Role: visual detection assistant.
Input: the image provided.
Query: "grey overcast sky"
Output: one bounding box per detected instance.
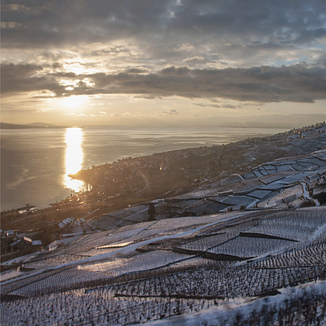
[1,0,326,127]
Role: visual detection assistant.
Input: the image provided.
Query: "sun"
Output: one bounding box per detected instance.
[57,95,89,112]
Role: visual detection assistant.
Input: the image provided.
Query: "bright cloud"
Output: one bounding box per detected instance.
[1,0,326,127]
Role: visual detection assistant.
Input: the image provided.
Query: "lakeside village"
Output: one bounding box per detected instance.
[1,122,326,264]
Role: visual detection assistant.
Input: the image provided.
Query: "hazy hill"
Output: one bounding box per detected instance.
[0,122,65,129]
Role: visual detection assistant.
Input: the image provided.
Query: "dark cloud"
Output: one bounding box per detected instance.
[2,0,326,106]
[1,0,177,48]
[193,102,240,109]
[2,0,326,67]
[79,65,326,103]
[193,103,211,108]
[224,104,238,109]
[125,68,150,74]
[193,103,221,108]
[2,62,326,103]
[0,62,65,96]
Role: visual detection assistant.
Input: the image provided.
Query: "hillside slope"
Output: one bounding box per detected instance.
[1,128,326,325]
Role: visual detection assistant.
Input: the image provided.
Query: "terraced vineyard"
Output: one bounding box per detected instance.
[1,204,326,324]
[2,147,326,324]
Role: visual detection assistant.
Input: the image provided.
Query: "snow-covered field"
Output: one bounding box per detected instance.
[1,148,326,324]
[1,205,325,324]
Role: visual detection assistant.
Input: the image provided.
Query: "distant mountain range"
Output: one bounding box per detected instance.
[0,122,65,129]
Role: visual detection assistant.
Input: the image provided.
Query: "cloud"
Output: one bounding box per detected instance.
[163,109,178,115]
[2,0,326,68]
[183,56,205,64]
[67,63,325,103]
[224,104,238,109]
[1,21,23,29]
[2,62,326,104]
[37,107,55,112]
[0,62,66,96]
[193,102,239,109]
[124,68,150,74]
[193,103,221,108]
[2,1,326,109]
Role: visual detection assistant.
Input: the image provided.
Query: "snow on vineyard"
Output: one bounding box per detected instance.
[1,204,325,324]
[1,148,326,324]
[241,209,326,241]
[79,250,194,275]
[206,236,296,259]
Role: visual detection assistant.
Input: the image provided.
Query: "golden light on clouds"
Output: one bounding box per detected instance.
[2,1,326,128]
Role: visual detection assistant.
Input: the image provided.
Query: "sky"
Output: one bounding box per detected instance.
[1,0,326,128]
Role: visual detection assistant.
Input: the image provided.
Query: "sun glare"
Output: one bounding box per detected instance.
[64,128,85,192]
[59,95,89,112]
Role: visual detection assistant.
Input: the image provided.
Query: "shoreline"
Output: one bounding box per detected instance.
[2,122,325,214]
[1,121,326,278]
[1,125,289,213]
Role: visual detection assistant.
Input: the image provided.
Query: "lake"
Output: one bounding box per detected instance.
[1,126,286,211]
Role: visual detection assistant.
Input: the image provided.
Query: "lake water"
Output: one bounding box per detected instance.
[1,126,286,211]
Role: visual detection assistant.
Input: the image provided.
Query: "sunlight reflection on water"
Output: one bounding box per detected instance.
[64,128,85,192]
